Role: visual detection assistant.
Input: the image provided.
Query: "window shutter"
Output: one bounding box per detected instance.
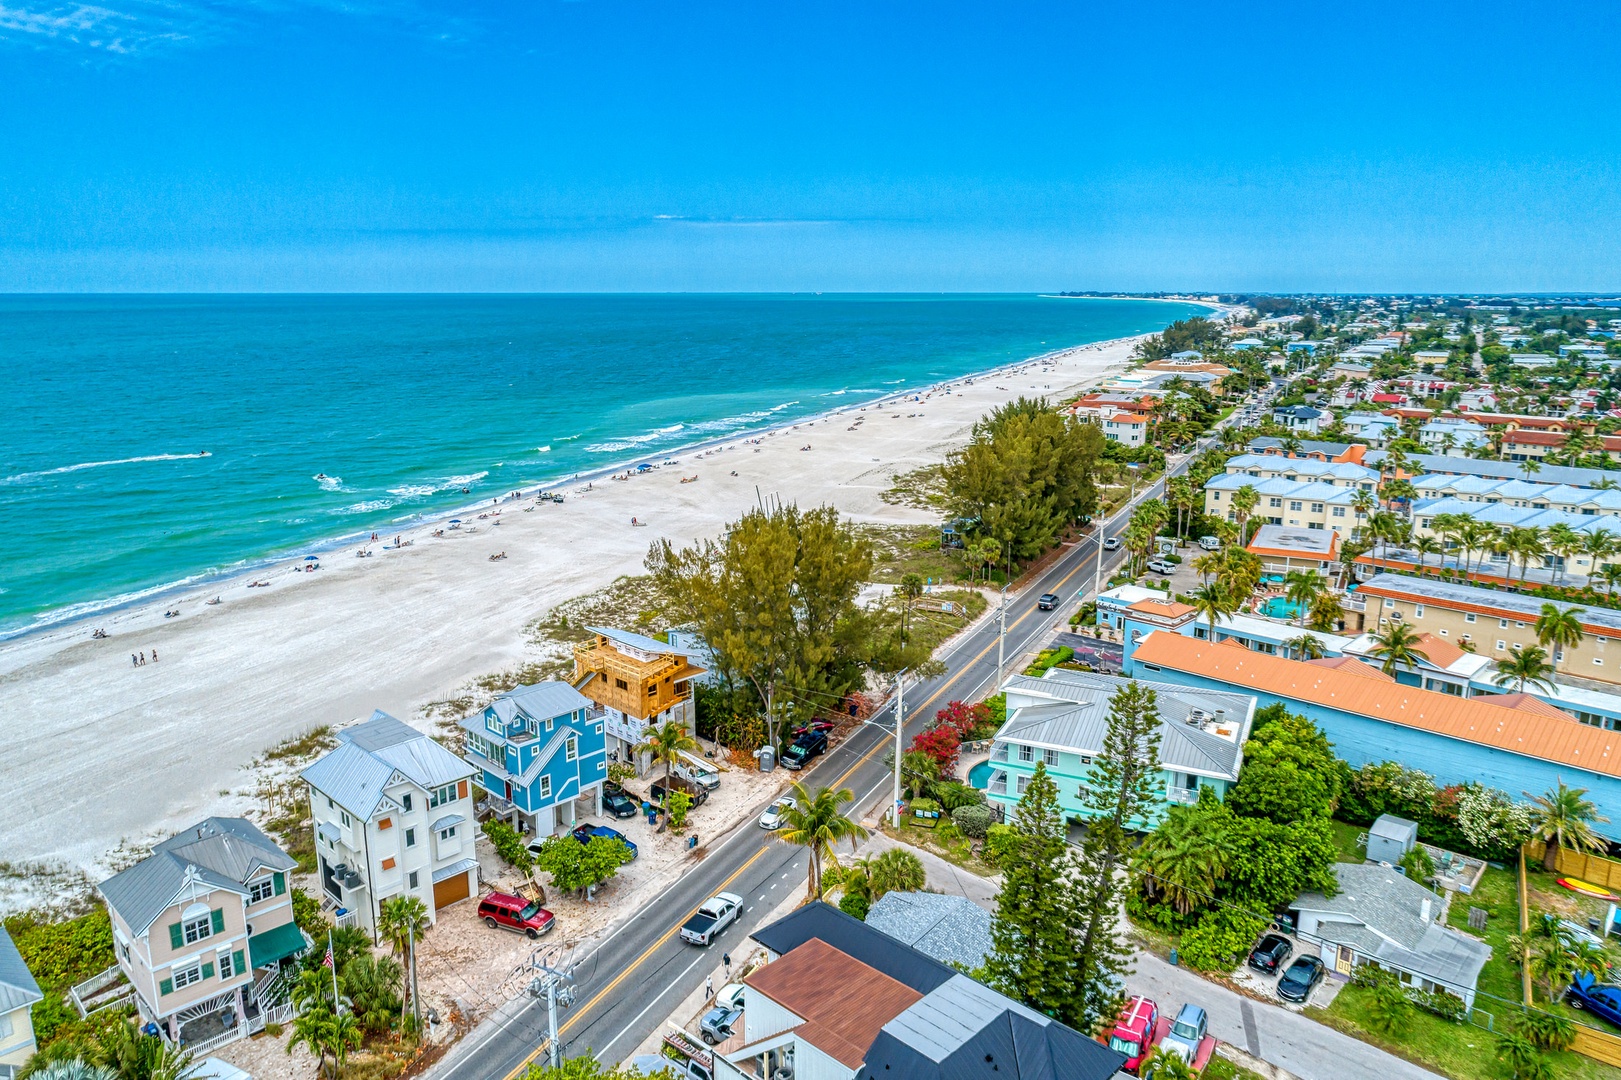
[273,872,286,896]
[201,961,215,979]
[169,922,184,950]
[457,780,468,799]
[160,978,174,996]
[211,909,225,934]
[233,950,246,977]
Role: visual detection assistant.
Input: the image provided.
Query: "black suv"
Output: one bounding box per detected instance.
[781,729,828,770]
[1037,592,1060,610]
[1247,933,1292,974]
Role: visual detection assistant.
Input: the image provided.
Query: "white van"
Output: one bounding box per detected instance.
[1198,536,1222,551]
[673,749,722,791]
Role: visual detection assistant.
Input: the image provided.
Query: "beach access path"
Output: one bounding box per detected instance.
[0,336,1142,879]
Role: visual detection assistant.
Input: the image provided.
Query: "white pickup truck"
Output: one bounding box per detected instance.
[680,892,742,946]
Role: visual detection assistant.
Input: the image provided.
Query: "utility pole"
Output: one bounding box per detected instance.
[891,671,906,826]
[995,583,1008,688]
[408,921,420,1032]
[528,946,574,1070]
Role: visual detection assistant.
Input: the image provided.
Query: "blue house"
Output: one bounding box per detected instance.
[460,682,609,837]
[1127,631,1621,838]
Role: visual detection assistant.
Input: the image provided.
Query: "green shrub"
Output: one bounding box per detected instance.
[1164,554,1183,565]
[935,782,985,811]
[952,804,993,838]
[291,886,327,940]
[908,797,940,815]
[482,819,535,876]
[3,908,115,991]
[984,824,1018,867]
[838,893,870,920]
[666,789,693,831]
[1178,908,1267,973]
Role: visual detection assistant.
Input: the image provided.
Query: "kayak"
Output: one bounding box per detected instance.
[1557,877,1621,902]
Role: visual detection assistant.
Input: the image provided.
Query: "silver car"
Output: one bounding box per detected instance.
[758,796,794,830]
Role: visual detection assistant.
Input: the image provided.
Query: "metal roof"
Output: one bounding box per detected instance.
[0,927,43,1013]
[100,816,292,937]
[1247,523,1337,556]
[1359,571,1621,635]
[865,892,992,972]
[301,712,473,817]
[587,626,708,660]
[750,901,955,995]
[999,670,1252,781]
[1295,864,1490,995]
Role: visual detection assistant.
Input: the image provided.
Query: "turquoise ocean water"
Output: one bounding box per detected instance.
[0,294,1209,635]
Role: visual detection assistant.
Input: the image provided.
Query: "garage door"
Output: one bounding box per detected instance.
[433,871,471,909]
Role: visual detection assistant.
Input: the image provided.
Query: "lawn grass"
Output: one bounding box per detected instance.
[859,523,975,586]
[1328,819,1368,863]
[1317,982,1613,1080]
[1445,863,1522,1005]
[1203,1056,1266,1080]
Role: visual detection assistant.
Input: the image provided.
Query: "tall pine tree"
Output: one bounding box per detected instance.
[983,761,1080,1022]
[1072,682,1164,1029]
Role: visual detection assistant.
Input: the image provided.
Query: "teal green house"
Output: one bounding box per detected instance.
[983,669,1257,829]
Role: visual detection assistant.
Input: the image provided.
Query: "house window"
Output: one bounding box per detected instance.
[614,678,628,690]
[1018,744,1033,762]
[218,950,236,979]
[1499,619,1508,628]
[1384,599,1395,609]
[546,716,555,732]
[1438,629,1448,636]
[1465,613,1476,624]
[249,878,275,904]
[1269,497,1283,508]
[486,714,503,735]
[1497,640,1507,650]
[1311,503,1324,513]
[1414,606,1424,618]
[1043,748,1058,766]
[1596,658,1605,666]
[1080,755,1092,765]
[1333,507,1346,517]
[401,793,413,812]
[1289,501,1303,512]
[340,810,351,827]
[539,775,552,799]
[566,737,578,762]
[409,871,419,888]
[405,828,416,848]
[437,825,458,842]
[183,915,213,944]
[1515,621,1526,629]
[1016,776,1029,795]
[172,964,205,990]
[429,783,458,808]
[595,723,604,735]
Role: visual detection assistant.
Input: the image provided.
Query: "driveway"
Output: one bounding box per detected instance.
[1129,952,1443,1080]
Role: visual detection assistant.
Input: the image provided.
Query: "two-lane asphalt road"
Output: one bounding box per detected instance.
[429,424,1240,1080]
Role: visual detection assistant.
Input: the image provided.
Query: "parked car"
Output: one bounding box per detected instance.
[1146,558,1176,575]
[1103,536,1122,551]
[571,823,638,859]
[1276,955,1325,1003]
[602,789,640,818]
[681,892,742,945]
[714,982,746,1011]
[651,776,710,807]
[792,720,836,736]
[699,1004,742,1045]
[781,729,827,770]
[1247,933,1293,974]
[758,796,795,830]
[1159,1003,1212,1066]
[477,892,555,939]
[1568,972,1621,1029]
[1197,535,1222,551]
[1037,592,1060,610]
[1101,996,1158,1073]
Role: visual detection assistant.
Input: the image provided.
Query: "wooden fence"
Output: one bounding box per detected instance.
[1533,844,1621,892]
[1572,1026,1621,1068]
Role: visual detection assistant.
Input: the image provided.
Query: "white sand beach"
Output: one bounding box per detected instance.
[0,336,1142,882]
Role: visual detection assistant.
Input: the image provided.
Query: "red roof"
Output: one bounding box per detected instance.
[1371,394,1406,403]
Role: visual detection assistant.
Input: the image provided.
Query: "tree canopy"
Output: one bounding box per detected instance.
[1226,709,1341,823]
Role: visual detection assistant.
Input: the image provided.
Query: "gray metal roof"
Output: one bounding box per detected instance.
[1368,450,1621,488]
[865,892,992,972]
[497,681,592,721]
[1361,571,1621,635]
[0,927,43,1014]
[587,625,707,660]
[1294,863,1490,994]
[999,670,1254,781]
[1369,815,1419,842]
[1248,523,1336,556]
[100,817,291,937]
[302,711,473,817]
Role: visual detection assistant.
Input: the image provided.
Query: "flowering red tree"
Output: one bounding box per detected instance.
[910,725,961,775]
[934,700,992,740]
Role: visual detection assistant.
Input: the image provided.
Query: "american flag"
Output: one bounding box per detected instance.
[322,948,334,969]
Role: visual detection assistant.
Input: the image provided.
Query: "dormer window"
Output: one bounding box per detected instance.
[486,713,502,735]
[249,877,276,904]
[182,906,214,945]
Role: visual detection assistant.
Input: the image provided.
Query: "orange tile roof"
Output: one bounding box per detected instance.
[1127,598,1196,618]
[1504,430,1566,447]
[1413,632,1466,669]
[1490,692,1586,720]
[1108,413,1148,424]
[1306,656,1395,680]
[744,938,922,1069]
[1130,634,1621,777]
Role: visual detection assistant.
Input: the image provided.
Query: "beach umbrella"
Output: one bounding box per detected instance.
[305,555,319,561]
[449,518,462,523]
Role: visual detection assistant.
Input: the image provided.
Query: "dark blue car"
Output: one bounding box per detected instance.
[572,823,638,860]
[1568,972,1621,1029]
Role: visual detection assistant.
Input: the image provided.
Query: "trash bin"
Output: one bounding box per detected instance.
[1169,947,1179,967]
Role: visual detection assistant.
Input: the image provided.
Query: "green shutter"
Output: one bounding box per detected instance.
[169,922,184,949]
[210,909,225,934]
[201,961,215,979]
[233,950,246,977]
[273,872,286,896]
[159,978,174,996]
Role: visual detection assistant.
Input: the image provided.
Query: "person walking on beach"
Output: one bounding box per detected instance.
[138,651,145,665]
[151,648,158,662]
[132,654,138,667]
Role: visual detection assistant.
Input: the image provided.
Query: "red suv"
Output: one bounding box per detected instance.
[477,892,555,939]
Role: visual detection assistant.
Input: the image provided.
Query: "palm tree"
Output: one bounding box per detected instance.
[1231,485,1260,544]
[867,847,927,900]
[1139,1048,1198,1080]
[1582,531,1615,585]
[1188,581,1234,642]
[377,894,428,959]
[1132,805,1233,916]
[775,782,866,900]
[1368,620,1430,678]
[1602,562,1621,598]
[1526,781,1610,869]
[1493,645,1556,694]
[1504,526,1546,583]
[26,1065,118,1080]
[1284,634,1326,661]
[95,1020,193,1080]
[1351,488,1376,532]
[1534,603,1584,672]
[287,1002,362,1079]
[636,719,699,827]
[1495,1030,1552,1080]
[1283,570,1321,628]
[1167,477,1197,542]
[1545,524,1582,585]
[1413,536,1444,577]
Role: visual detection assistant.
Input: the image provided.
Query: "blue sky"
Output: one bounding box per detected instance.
[2,1,1618,292]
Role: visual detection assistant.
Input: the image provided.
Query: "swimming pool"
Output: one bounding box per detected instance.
[1259,597,1303,619]
[968,761,994,789]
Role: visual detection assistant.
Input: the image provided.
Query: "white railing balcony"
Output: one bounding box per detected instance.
[990,744,1010,762]
[182,1026,246,1056]
[335,908,359,929]
[1166,786,1199,805]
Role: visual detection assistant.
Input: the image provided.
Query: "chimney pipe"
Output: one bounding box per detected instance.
[1420,897,1433,922]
